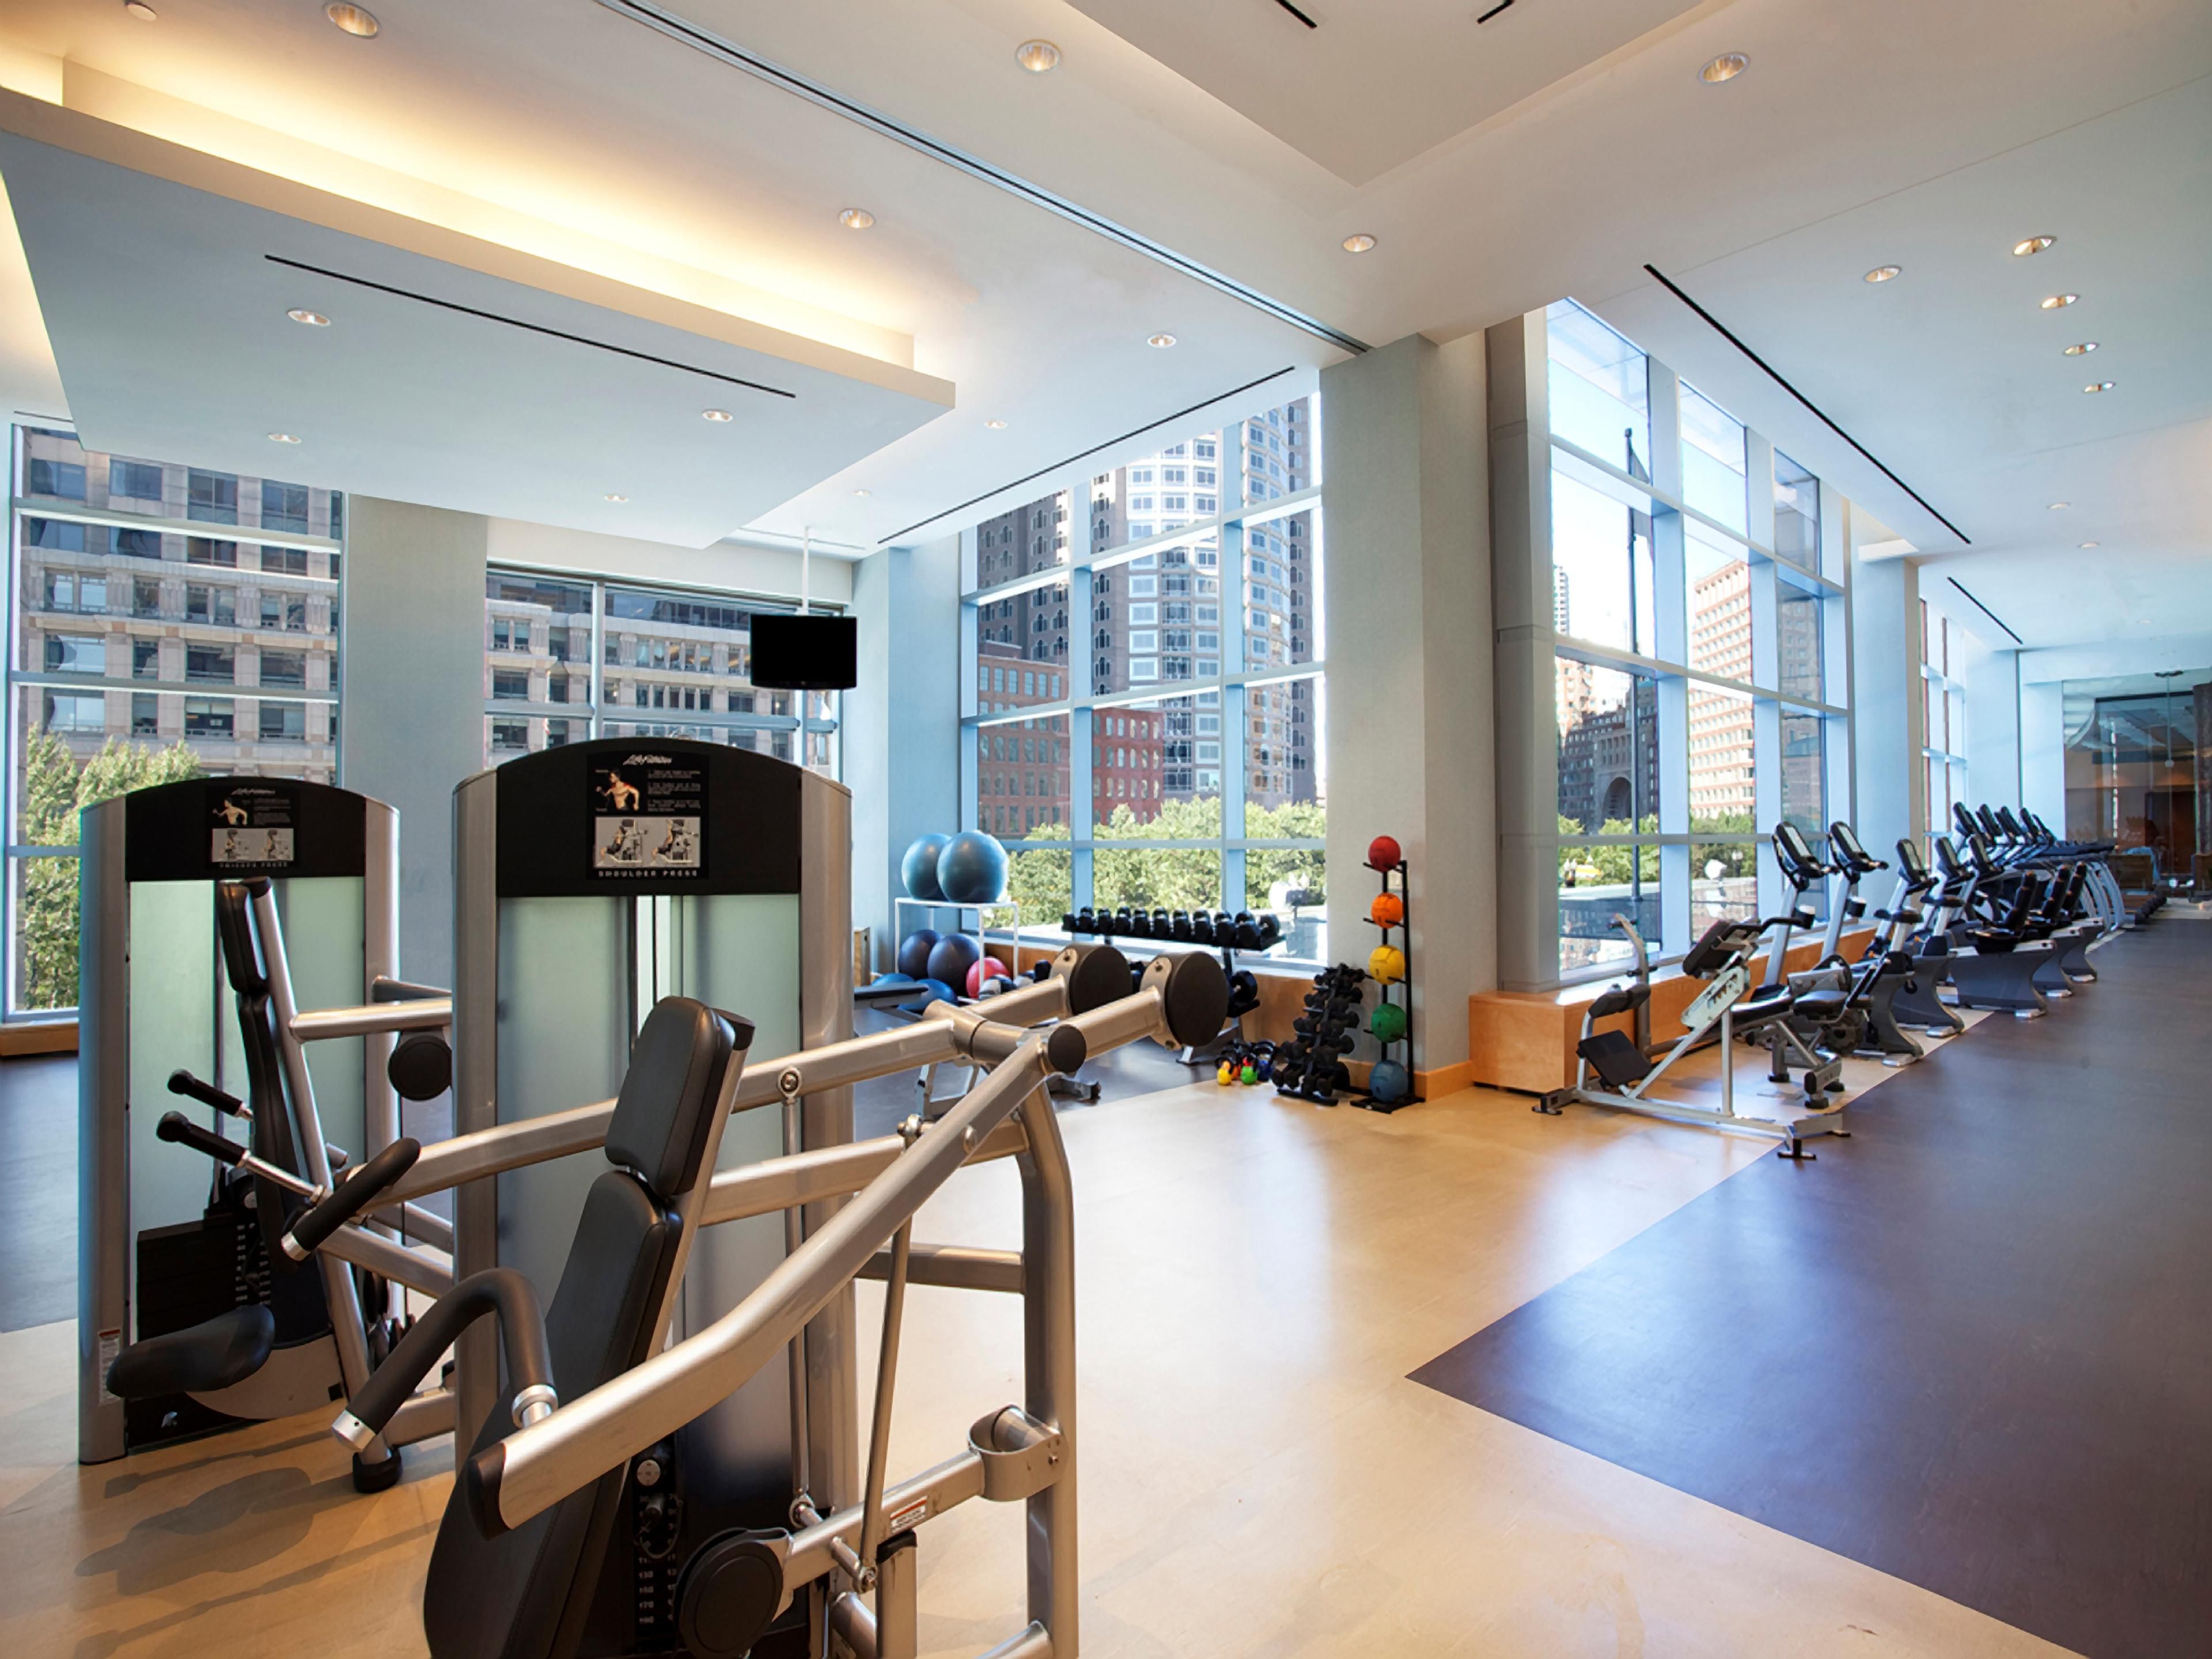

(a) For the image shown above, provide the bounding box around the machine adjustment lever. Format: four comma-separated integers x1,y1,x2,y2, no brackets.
155,1109,249,1166
168,1068,245,1117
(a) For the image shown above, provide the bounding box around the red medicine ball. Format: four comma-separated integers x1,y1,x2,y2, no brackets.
1366,834,1402,870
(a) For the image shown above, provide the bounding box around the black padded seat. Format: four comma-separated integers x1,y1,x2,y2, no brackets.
1733,986,1796,1024
1792,988,1851,1020
421,997,747,1659
107,1305,275,1399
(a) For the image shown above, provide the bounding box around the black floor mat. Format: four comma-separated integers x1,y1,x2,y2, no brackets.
1411,924,2212,1659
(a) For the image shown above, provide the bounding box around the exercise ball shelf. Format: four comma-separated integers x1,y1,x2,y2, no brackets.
1355,841,1419,1112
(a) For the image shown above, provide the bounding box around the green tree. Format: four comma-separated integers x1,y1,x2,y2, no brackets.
16,732,203,1010
999,794,1329,926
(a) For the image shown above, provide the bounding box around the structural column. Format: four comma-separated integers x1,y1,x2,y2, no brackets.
1320,332,1494,1090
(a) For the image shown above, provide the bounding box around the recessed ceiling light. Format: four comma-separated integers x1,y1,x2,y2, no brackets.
1700,52,1748,83
1147,332,1177,349
2084,381,2115,393
124,2,158,20
604,493,628,502
1341,233,1377,255
2048,501,2070,510
2040,293,2078,309
287,308,330,327
1016,39,1061,73
853,488,870,498
2078,541,2099,549
267,432,301,444
838,209,875,231
701,408,733,423
1864,265,1901,283
324,2,379,37
2012,236,2056,257
2063,342,2098,355
984,419,1007,430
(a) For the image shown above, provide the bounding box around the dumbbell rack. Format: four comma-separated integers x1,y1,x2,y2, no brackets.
1272,964,1368,1105
1352,854,1419,1112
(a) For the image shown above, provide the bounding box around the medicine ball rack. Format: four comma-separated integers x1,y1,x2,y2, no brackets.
1353,852,1420,1112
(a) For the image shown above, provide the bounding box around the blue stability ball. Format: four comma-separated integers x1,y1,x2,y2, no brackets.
895,929,941,979
907,978,955,1012
936,831,1010,905
902,834,952,900
1369,1059,1411,1104
926,931,982,988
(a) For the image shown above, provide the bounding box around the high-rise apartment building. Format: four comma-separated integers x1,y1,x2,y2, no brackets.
975,640,1071,835
13,428,342,787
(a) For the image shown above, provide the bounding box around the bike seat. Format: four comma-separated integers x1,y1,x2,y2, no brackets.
105,1304,275,1399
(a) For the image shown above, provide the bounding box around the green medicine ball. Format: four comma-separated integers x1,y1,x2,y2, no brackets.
1369,1002,1408,1044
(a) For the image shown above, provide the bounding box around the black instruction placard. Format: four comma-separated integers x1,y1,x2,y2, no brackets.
207,781,300,871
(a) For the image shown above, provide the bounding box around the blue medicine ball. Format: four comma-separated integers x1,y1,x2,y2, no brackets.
907,978,955,1012
1369,1059,1411,1105
895,929,941,979
936,831,1009,905
926,931,982,988
902,834,952,900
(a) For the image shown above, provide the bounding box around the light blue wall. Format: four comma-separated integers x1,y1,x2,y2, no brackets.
846,537,961,972
340,497,488,987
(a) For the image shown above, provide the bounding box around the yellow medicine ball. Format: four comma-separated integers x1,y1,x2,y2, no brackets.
1369,944,1406,984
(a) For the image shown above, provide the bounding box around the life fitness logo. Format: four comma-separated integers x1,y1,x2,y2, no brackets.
624,754,674,765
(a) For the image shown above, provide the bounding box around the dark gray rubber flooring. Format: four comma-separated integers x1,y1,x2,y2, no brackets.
1411,922,2212,1659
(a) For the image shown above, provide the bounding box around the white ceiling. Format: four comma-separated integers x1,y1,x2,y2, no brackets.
0,0,2204,645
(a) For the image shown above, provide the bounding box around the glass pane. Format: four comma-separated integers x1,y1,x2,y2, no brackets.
1236,402,1307,508
1685,521,1751,682
1550,467,1655,654
1093,846,1221,919
1240,512,1315,672
1244,673,1326,962
1780,711,1825,840
1774,451,1820,570
1691,842,1758,929
1558,844,1660,978
1555,657,1660,836
1003,843,1072,929
1546,300,1652,475
12,853,78,1012
1093,694,1222,838
1089,531,1219,696
1777,585,1824,703
976,711,1070,841
974,491,1072,692
1680,383,1747,534
1090,434,1221,555
1687,679,1755,836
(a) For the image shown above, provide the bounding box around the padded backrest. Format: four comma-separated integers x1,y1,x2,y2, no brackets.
603,998,746,1205
1681,919,1743,979
424,1172,682,1659
212,882,310,1278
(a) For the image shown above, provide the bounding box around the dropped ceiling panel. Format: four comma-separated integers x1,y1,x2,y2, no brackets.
1066,0,1702,184
0,93,952,548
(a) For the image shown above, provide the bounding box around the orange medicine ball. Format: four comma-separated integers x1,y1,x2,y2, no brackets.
1370,891,1404,927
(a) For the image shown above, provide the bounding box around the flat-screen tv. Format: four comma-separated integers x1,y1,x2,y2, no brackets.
751,612,857,691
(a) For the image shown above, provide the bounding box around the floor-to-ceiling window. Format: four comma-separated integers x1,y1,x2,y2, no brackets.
1920,599,1970,842
1544,302,1851,978
960,392,1327,962
481,569,840,775
6,425,343,1014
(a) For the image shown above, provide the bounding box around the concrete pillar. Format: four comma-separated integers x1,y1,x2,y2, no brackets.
1849,536,1921,864
846,537,961,972
339,497,488,987
1320,332,1493,1086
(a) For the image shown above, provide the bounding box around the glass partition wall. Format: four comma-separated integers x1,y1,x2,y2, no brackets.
1534,302,1853,982
959,393,1328,964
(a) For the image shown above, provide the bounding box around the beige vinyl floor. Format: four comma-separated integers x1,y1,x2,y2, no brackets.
1,1014,2077,1659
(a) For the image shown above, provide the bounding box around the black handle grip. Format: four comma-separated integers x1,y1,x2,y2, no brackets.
168,1069,245,1116
370,976,453,1003
282,1137,421,1260
156,1110,248,1166
336,1268,553,1467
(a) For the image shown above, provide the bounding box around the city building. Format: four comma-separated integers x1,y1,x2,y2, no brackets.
976,638,1070,836
1688,558,1755,820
